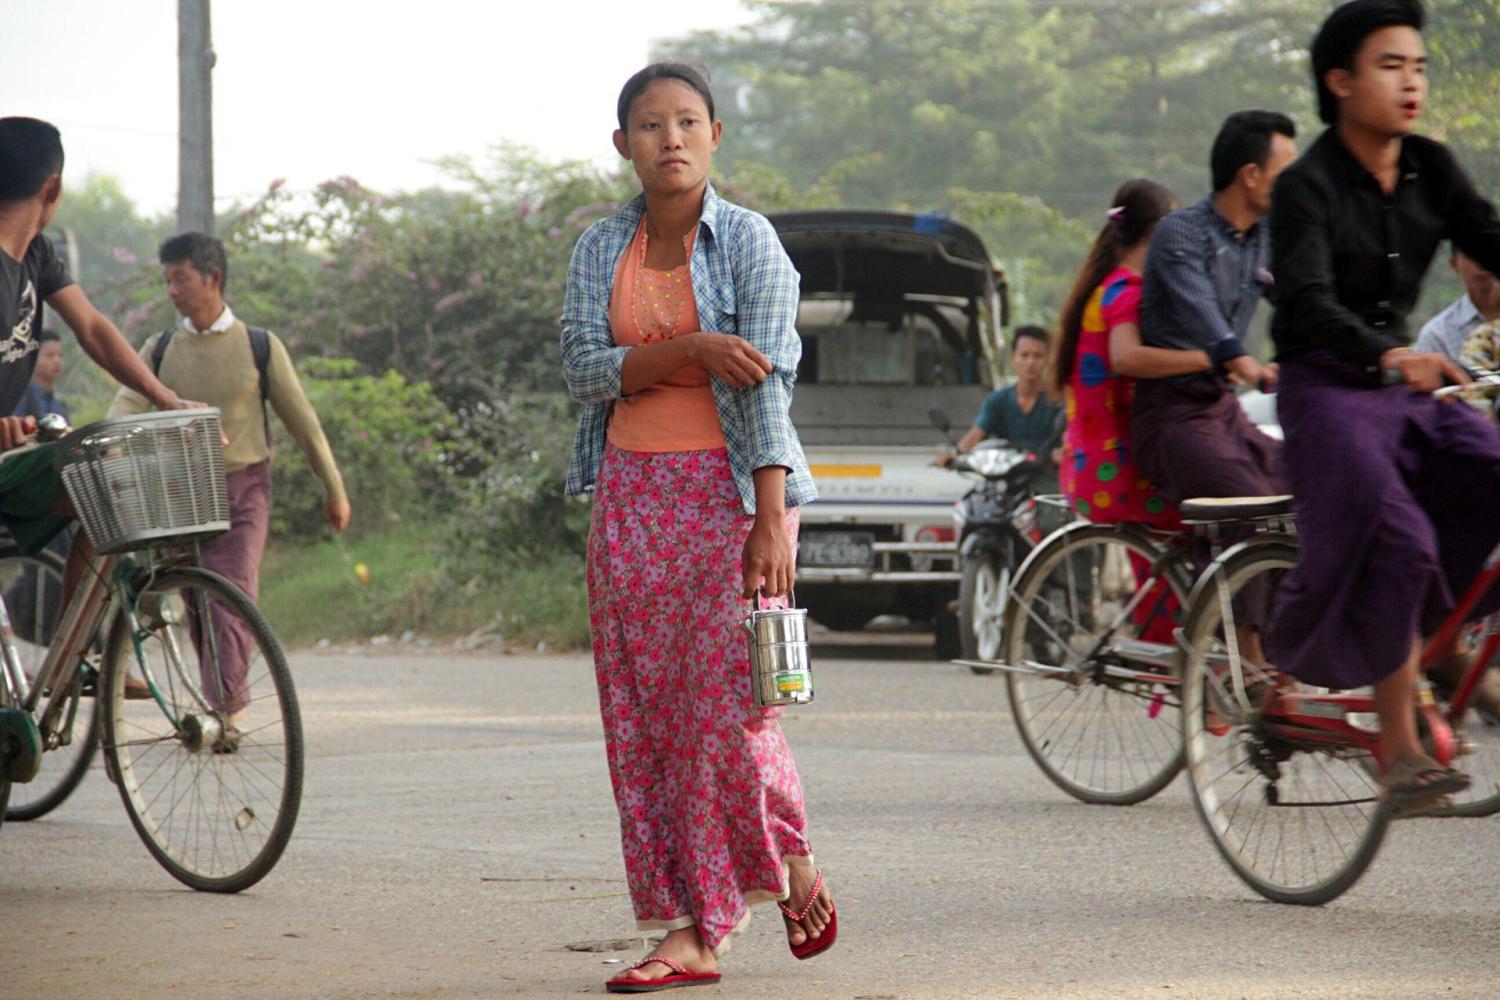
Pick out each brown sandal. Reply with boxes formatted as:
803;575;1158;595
1381;754;1470;808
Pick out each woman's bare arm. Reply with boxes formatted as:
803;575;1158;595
620;332;774;394
1108;322;1212;379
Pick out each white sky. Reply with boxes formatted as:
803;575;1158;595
0;0;756;216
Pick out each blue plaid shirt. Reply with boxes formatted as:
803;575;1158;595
561;185;816;514
1140;196;1271;380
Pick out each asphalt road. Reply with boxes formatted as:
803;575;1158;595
2;630;1497;999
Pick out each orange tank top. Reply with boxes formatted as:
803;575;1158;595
606;217;727;452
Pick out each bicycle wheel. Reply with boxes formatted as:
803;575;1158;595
0;542;101;822
100;567;303;892
1003;523;1191;804
1181;538;1389;905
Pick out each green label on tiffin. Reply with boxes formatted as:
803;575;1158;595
776;673;807;693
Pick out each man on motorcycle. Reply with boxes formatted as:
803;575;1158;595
938;325;1062;491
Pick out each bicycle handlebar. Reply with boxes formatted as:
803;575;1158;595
1434;369;1500;401
0;413;73;467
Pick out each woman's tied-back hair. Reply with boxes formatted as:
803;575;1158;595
616;63;716;132
1311;0;1426;125
1049;179;1176;399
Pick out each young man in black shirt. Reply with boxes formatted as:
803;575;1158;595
1265;1;1500;807
0;118;191;587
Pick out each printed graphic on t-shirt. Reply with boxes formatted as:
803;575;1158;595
3;278;40;364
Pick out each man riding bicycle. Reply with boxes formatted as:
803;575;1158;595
1266;0;1500;809
0;118;196;602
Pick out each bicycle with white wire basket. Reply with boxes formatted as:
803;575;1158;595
0;409;303;892
1177;370;1500;905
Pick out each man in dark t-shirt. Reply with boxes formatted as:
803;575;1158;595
0;222;72;413
0;117;192;571
946;325;1061;454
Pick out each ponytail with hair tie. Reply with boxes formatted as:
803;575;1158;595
1049;178;1177;399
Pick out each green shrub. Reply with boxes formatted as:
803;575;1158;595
439;391;589;583
269;357;455;541
259;525;589;649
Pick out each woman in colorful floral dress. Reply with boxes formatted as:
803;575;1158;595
1052;179;1214;528
560;63;835;993
1050;180;1216;642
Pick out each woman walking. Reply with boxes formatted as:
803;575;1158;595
561;63;835;993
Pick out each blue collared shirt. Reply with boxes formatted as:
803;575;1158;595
1140;196;1271;375
561;185;816;514
1415;294;1483;361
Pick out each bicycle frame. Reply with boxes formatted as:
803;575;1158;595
0;549;222;759
0;554;118;753
957;520;1193;683
1224;534;1500;770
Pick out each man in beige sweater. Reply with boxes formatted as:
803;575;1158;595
111;232;350;724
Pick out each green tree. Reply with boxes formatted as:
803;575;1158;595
52;173;166;291
659;0;1500;322
269;358;455;541
41;174;169;418
209;151;629;406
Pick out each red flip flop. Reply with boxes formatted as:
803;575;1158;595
780;869;838;960
605;955;721;993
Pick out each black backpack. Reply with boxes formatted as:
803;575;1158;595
151;325;273;444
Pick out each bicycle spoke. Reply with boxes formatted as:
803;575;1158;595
103;570;302;891
1007;528;1188;804
1181;541;1387;904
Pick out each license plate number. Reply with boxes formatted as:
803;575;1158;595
800;532;874;568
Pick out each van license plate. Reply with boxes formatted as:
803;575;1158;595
800;532;875;568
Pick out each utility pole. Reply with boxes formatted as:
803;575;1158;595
177;0;215;234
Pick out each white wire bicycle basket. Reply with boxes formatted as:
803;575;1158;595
55;408;230;555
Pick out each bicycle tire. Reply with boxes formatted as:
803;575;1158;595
101;566;303;893
1445;735;1500;817
0;542;102;822
1002;522;1191;805
1180;538;1389;905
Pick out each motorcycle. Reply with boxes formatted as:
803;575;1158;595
930;406;1060;671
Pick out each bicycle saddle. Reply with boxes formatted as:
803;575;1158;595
1178;495;1294;522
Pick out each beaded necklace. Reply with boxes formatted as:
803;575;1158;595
632;220;693;344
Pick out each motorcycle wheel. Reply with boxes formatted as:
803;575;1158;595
960;547;1010;671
